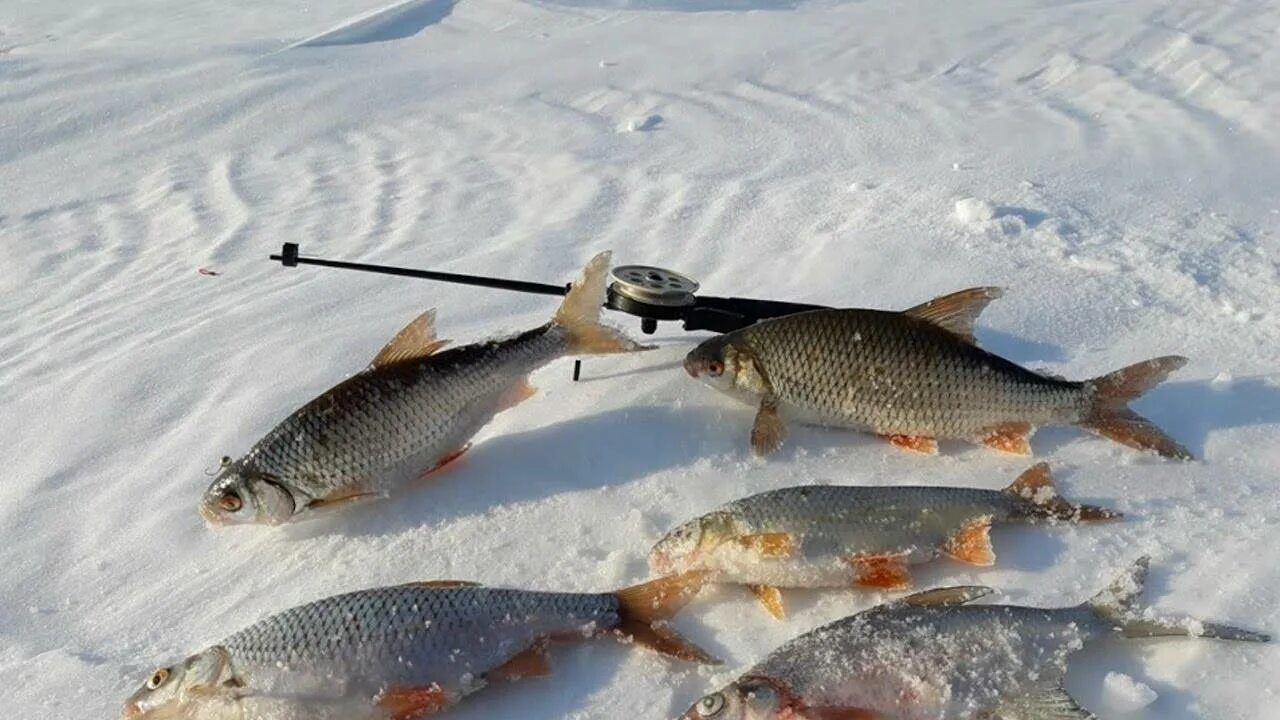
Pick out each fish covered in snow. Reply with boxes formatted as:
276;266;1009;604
200;252;649;526
683;287;1193;459
678;557;1268;720
122;573;712;720
651;463;1118;618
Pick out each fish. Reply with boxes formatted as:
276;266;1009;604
121;573;713;720
677;557;1268;720
683;287;1193;460
650;462;1118;618
199;251;650;526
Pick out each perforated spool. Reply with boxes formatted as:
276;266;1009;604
609;265;700;307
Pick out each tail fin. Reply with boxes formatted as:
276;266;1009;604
554;252;653;354
1004;463;1121;523
612;572;718;664
1086;556;1270;643
1077;356;1193;460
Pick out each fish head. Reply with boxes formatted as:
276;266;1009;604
121;647;237;719
199;457;296;527
684;337;767;396
679;679;785;720
650;512;736;575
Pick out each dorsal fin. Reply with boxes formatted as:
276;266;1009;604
1003;462;1057;501
371;309;450;369
898;586;994;607
400;580;482;589
902;287;1003;343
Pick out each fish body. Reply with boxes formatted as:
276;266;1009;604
201;252;648;526
684;288;1192;459
122;575;711;720
679;558;1268;720
651;464;1117;617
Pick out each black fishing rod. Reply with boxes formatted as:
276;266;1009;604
270;242;827;334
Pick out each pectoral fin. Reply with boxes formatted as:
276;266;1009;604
377;684;452;720
737;532;796;557
496;378;538;413
943;517;996;566
487;641;553;681
748;585;786;619
304;482;386;513
848;554;912;590
751;395;787;456
989;682;1096;719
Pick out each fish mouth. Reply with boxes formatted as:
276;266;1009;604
120;702;143;720
198;500;229;528
682;356;701;378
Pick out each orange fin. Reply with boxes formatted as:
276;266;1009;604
1003;463;1122;522
748;585;786;619
377;684;451;720
1080;356;1193;460
400;580;482;589
849;555;912;590
305;482;384;512
737;532;796;557
613;572;717;664
884;434;938;455
487;641;552;681
417;444;471;482
371;309;450;369
902;286;1003;344
751;395;786;456
981;422;1033;456
496;378;537;413
943;517;996;566
803;708;880;720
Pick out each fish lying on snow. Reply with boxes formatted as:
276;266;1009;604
683;287;1193;459
679;557;1268;720
122;573;712;720
651;463;1117;618
200;252;649;526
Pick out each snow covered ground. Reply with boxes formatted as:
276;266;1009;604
2;0;1279;717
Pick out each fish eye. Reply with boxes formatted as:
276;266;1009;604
146;668;170;690
696;693;726;717
217;492;243;512
220;456;232;467
707;360;725;377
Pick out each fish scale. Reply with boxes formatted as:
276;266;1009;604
737;309;1084;437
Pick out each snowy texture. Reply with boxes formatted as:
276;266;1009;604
1103;672;1159;714
2;0;1279;719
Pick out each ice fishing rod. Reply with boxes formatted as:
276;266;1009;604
270;243;827;334
269;242;827;378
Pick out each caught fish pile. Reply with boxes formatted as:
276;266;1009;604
683;287;1192;459
677;557;1268;720
651;463;1118;618
119;250;1269;719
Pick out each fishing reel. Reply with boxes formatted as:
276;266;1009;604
271;243;826;335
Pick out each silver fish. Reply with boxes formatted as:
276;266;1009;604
679;557;1268;720
683;287;1192;459
651;463;1118;618
122;573;711;720
200;252;649;526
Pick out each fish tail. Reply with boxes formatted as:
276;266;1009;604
1085;556;1270;643
1077;356;1193;460
553;252;653;354
1004;462;1122;523
612;572;718;664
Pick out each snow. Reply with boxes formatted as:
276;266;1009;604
1;0;1278;719
1103;672;1159;714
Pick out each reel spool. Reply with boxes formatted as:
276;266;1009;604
607;265;700;333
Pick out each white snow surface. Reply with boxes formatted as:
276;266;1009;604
1103;672;1159;714
2;0;1279;718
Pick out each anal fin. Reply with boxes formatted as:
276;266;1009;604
943;517;996;566
487;641;552;681
848;554;912;590
377;684;452;720
496;378;537;413
748;585;786;619
418;444;472;480
884;434;938;455
982;422;1034;456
